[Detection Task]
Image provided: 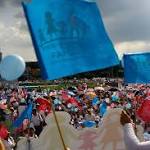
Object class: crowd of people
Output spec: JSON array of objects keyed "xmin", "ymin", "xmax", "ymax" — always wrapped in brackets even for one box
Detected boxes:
[{"xmin": 0, "ymin": 79, "xmax": 150, "ymax": 149}]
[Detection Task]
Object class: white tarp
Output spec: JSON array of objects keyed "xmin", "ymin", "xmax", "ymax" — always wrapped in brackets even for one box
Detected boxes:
[{"xmin": 16, "ymin": 108, "xmax": 127, "ymax": 150}]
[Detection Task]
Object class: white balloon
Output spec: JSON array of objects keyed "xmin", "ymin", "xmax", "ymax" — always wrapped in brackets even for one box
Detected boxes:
[{"xmin": 0, "ymin": 55, "xmax": 26, "ymax": 81}]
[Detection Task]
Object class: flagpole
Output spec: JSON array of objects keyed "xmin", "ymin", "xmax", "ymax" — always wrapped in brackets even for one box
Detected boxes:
[
  {"xmin": 22, "ymin": 4, "xmax": 69, "ymax": 148},
  {"xmin": 0, "ymin": 139, "xmax": 5, "ymax": 150},
  {"xmin": 48, "ymin": 97, "xmax": 68, "ymax": 150}
]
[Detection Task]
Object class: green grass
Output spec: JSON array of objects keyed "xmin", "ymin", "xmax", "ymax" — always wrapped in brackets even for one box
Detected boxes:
[{"xmin": 19, "ymin": 82, "xmax": 97, "ymax": 90}]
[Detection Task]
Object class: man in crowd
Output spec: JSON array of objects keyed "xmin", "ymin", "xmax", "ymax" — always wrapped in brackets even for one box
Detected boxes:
[{"xmin": 31, "ymin": 109, "xmax": 44, "ymax": 136}]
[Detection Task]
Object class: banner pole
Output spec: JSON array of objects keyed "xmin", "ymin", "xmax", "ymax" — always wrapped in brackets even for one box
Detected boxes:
[{"xmin": 48, "ymin": 97, "xmax": 68, "ymax": 150}]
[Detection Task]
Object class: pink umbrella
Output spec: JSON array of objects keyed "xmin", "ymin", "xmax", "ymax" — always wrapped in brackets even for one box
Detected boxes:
[
  {"xmin": 62, "ymin": 92, "xmax": 69, "ymax": 101},
  {"xmin": 67, "ymin": 97, "xmax": 81, "ymax": 109}
]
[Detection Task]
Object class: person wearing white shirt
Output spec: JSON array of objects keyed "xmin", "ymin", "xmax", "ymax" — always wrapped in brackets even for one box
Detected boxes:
[
  {"xmin": 31, "ymin": 109, "xmax": 43, "ymax": 136},
  {"xmin": 120, "ymin": 111, "xmax": 150, "ymax": 150}
]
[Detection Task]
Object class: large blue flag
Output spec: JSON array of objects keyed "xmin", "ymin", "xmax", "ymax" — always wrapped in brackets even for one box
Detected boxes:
[
  {"xmin": 13, "ymin": 103, "xmax": 33, "ymax": 128},
  {"xmin": 124, "ymin": 53, "xmax": 150, "ymax": 83},
  {"xmin": 23, "ymin": 0, "xmax": 119, "ymax": 80}
]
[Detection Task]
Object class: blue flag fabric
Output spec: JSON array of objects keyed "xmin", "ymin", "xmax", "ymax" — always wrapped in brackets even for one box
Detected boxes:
[
  {"xmin": 83, "ymin": 121, "xmax": 96, "ymax": 128},
  {"xmin": 124, "ymin": 53, "xmax": 150, "ymax": 83},
  {"xmin": 92, "ymin": 96, "xmax": 100, "ymax": 106},
  {"xmin": 13, "ymin": 103, "xmax": 33, "ymax": 128},
  {"xmin": 23, "ymin": 0, "xmax": 119, "ymax": 80},
  {"xmin": 99, "ymin": 101, "xmax": 107, "ymax": 117}
]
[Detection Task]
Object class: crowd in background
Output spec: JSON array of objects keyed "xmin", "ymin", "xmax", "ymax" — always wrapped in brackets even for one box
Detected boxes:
[{"xmin": 0, "ymin": 78, "xmax": 150, "ymax": 149}]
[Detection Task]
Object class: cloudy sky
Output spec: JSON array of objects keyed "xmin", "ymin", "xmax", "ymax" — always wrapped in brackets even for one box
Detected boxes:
[{"xmin": 0, "ymin": 0, "xmax": 150, "ymax": 61}]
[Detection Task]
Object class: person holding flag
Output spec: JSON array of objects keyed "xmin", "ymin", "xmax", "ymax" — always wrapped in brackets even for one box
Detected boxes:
[{"xmin": 13, "ymin": 102, "xmax": 33, "ymax": 128}]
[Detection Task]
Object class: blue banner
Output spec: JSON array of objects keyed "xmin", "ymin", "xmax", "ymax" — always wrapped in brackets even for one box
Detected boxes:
[
  {"xmin": 83, "ymin": 121, "xmax": 96, "ymax": 128},
  {"xmin": 23, "ymin": 0, "xmax": 119, "ymax": 80},
  {"xmin": 13, "ymin": 103, "xmax": 33, "ymax": 128},
  {"xmin": 99, "ymin": 101, "xmax": 107, "ymax": 117},
  {"xmin": 124, "ymin": 53, "xmax": 150, "ymax": 83}
]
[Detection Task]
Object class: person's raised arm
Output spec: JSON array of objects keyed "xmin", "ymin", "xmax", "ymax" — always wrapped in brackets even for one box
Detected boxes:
[{"xmin": 120, "ymin": 111, "xmax": 150, "ymax": 150}]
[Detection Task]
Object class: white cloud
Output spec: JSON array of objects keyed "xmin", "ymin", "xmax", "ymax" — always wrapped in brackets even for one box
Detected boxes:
[
  {"xmin": 0, "ymin": 0, "xmax": 150, "ymax": 62},
  {"xmin": 0, "ymin": 22, "xmax": 36, "ymax": 61},
  {"xmin": 115, "ymin": 41, "xmax": 150, "ymax": 58}
]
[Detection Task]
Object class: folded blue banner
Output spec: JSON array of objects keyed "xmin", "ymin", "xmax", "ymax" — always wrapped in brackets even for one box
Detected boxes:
[
  {"xmin": 124, "ymin": 53, "xmax": 150, "ymax": 83},
  {"xmin": 23, "ymin": 0, "xmax": 119, "ymax": 80}
]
